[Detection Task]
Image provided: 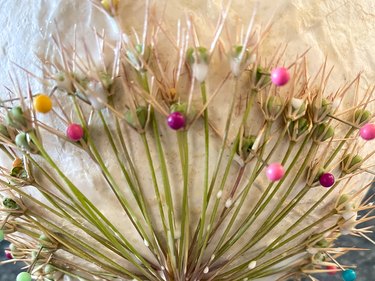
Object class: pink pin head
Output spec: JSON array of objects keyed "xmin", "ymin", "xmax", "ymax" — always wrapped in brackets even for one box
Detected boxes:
[
  {"xmin": 326, "ymin": 265, "xmax": 338, "ymax": 275},
  {"xmin": 271, "ymin": 67, "xmax": 290, "ymax": 86},
  {"xmin": 360, "ymin": 123, "xmax": 375, "ymax": 140},
  {"xmin": 167, "ymin": 112, "xmax": 186, "ymax": 130},
  {"xmin": 66, "ymin": 123, "xmax": 84, "ymax": 142},
  {"xmin": 266, "ymin": 163, "xmax": 285, "ymax": 181}
]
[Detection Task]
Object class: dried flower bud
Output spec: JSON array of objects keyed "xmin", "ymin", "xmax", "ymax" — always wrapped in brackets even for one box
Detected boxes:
[
  {"xmin": 15, "ymin": 132, "xmax": 38, "ymax": 154},
  {"xmin": 260, "ymin": 95, "xmax": 285, "ymax": 121},
  {"xmin": 310, "ymin": 98, "xmax": 334, "ymax": 124},
  {"xmin": 285, "ymin": 98, "xmax": 307, "ymax": 121},
  {"xmin": 312, "ymin": 123, "xmax": 334, "ymax": 142},
  {"xmin": 99, "ymin": 72, "xmax": 113, "ymax": 90},
  {"xmin": 170, "ymin": 103, "xmax": 187, "ymax": 115},
  {"xmin": 44, "ymin": 264, "xmax": 54, "ymax": 274},
  {"xmin": 135, "ymin": 44, "xmax": 151, "ymax": 63},
  {"xmin": 186, "ymin": 47, "xmax": 209, "ymax": 82},
  {"xmin": 10, "ymin": 166, "xmax": 28, "ymax": 182},
  {"xmin": 2, "ymin": 198, "xmax": 19, "ymax": 210},
  {"xmin": 5, "ymin": 106, "xmax": 27, "ymax": 130},
  {"xmin": 54, "ymin": 72, "xmax": 74, "ymax": 93},
  {"xmin": 0, "ymin": 124, "xmax": 10, "ymax": 138},
  {"xmin": 86, "ymin": 81, "xmax": 108, "ymax": 110},
  {"xmin": 306, "ymin": 166, "xmax": 325, "ymax": 186},
  {"xmin": 254, "ymin": 67, "xmax": 270, "ymax": 88},
  {"xmin": 230, "ymin": 45, "xmax": 254, "ymax": 77},
  {"xmin": 238, "ymin": 135, "xmax": 257, "ymax": 159},
  {"xmin": 125, "ymin": 106, "xmax": 149, "ymax": 130},
  {"xmin": 315, "ymin": 238, "xmax": 330, "ymax": 248},
  {"xmin": 288, "ymin": 117, "xmax": 311, "ymax": 142},
  {"xmin": 39, "ymin": 234, "xmax": 57, "ymax": 249},
  {"xmin": 353, "ymin": 109, "xmax": 372, "ymax": 126},
  {"xmin": 337, "ymin": 194, "xmax": 350, "ymax": 207},
  {"xmin": 341, "ymin": 154, "xmax": 363, "ymax": 173},
  {"xmin": 101, "ymin": 0, "xmax": 119, "ymax": 15},
  {"xmin": 313, "ymin": 252, "xmax": 327, "ymax": 262}
]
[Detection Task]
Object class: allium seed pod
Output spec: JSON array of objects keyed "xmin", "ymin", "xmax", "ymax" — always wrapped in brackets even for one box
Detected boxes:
[
  {"xmin": 238, "ymin": 135, "xmax": 257, "ymax": 159},
  {"xmin": 261, "ymin": 95, "xmax": 285, "ymax": 120},
  {"xmin": 54, "ymin": 72, "xmax": 75, "ymax": 93},
  {"xmin": 288, "ymin": 117, "xmax": 311, "ymax": 142},
  {"xmin": 3, "ymin": 198, "xmax": 19, "ymax": 210},
  {"xmin": 186, "ymin": 47, "xmax": 209, "ymax": 82},
  {"xmin": 230, "ymin": 45, "xmax": 253, "ymax": 76},
  {"xmin": 285, "ymin": 98, "xmax": 308, "ymax": 121},
  {"xmin": 341, "ymin": 154, "xmax": 363, "ymax": 173},
  {"xmin": 312, "ymin": 123, "xmax": 335, "ymax": 142},
  {"xmin": 15, "ymin": 132, "xmax": 38, "ymax": 154},
  {"xmin": 5, "ymin": 106, "xmax": 27, "ymax": 129},
  {"xmin": 353, "ymin": 108, "xmax": 372, "ymax": 126},
  {"xmin": 125, "ymin": 106, "xmax": 149, "ymax": 129},
  {"xmin": 310, "ymin": 97, "xmax": 335, "ymax": 124}
]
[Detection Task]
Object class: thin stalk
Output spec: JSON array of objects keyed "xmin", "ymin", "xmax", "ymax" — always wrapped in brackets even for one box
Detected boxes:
[
  {"xmin": 98, "ymin": 111, "xmax": 148, "ymax": 223},
  {"xmin": 72, "ymin": 97, "xmax": 161, "ymax": 265},
  {"xmin": 261, "ymin": 142, "xmax": 319, "ymax": 229},
  {"xmin": 221, "ymin": 139, "xmax": 317, "ymax": 261},
  {"xmin": 22, "ymin": 215, "xmax": 146, "ymax": 280},
  {"xmin": 193, "ymin": 81, "xmax": 210, "ymax": 263},
  {"xmin": 213, "ymin": 122, "xmax": 272, "ymax": 259},
  {"xmin": 324, "ymin": 128, "xmax": 355, "ymax": 168},
  {"xmin": 87, "ymin": 128, "xmax": 161, "ymax": 267},
  {"xmin": 140, "ymin": 132, "xmax": 169, "ymax": 253},
  {"xmin": 99, "ymin": 109, "xmax": 163, "ymax": 261},
  {"xmin": 208, "ymin": 124, "xmax": 291, "ymax": 245},
  {"xmin": 152, "ymin": 114, "xmax": 178, "ymax": 272},
  {"xmin": 188, "ymin": 78, "xmax": 240, "ymax": 267},
  {"xmin": 191, "ymin": 90, "xmax": 257, "ymax": 276},
  {"xmin": 177, "ymin": 130, "xmax": 189, "ymax": 278},
  {"xmin": 218, "ymin": 178, "xmax": 342, "ymax": 278},
  {"xmin": 28, "ymin": 132, "xmax": 157, "ymax": 276}
]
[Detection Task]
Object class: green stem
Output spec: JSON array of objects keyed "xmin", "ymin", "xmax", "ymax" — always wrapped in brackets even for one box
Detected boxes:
[
  {"xmin": 152, "ymin": 114, "xmax": 178, "ymax": 272},
  {"xmin": 177, "ymin": 130, "xmax": 189, "ymax": 278}
]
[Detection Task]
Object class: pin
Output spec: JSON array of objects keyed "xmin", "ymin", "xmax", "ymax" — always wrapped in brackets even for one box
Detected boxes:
[
  {"xmin": 5, "ymin": 250, "xmax": 12, "ymax": 259},
  {"xmin": 16, "ymin": 272, "xmax": 32, "ymax": 281},
  {"xmin": 167, "ymin": 112, "xmax": 186, "ymax": 130},
  {"xmin": 342, "ymin": 269, "xmax": 357, "ymax": 281},
  {"xmin": 266, "ymin": 163, "xmax": 285, "ymax": 181},
  {"xmin": 359, "ymin": 123, "xmax": 375, "ymax": 140},
  {"xmin": 326, "ymin": 252, "xmax": 345, "ymax": 271},
  {"xmin": 326, "ymin": 252, "xmax": 357, "ymax": 281},
  {"xmin": 33, "ymin": 94, "xmax": 52, "ymax": 114},
  {"xmin": 319, "ymin": 173, "xmax": 335, "ymax": 188},
  {"xmin": 326, "ymin": 265, "xmax": 338, "ymax": 275},
  {"xmin": 66, "ymin": 123, "xmax": 84, "ymax": 142},
  {"xmin": 270, "ymin": 67, "xmax": 290, "ymax": 86}
]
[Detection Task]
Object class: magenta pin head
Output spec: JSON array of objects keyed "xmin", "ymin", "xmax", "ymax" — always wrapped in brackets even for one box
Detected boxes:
[
  {"xmin": 360, "ymin": 123, "xmax": 375, "ymax": 140},
  {"xmin": 271, "ymin": 67, "xmax": 290, "ymax": 86},
  {"xmin": 266, "ymin": 163, "xmax": 285, "ymax": 181},
  {"xmin": 5, "ymin": 250, "xmax": 12, "ymax": 259},
  {"xmin": 319, "ymin": 172, "xmax": 335, "ymax": 188},
  {"xmin": 66, "ymin": 123, "xmax": 84, "ymax": 142},
  {"xmin": 167, "ymin": 112, "xmax": 186, "ymax": 130}
]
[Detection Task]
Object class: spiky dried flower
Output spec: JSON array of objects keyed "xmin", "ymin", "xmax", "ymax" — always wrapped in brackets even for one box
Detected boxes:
[{"xmin": 0, "ymin": 1, "xmax": 374, "ymax": 281}]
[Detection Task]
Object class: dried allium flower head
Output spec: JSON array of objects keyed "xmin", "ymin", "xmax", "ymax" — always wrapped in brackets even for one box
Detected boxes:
[{"xmin": 0, "ymin": 1, "xmax": 374, "ymax": 281}]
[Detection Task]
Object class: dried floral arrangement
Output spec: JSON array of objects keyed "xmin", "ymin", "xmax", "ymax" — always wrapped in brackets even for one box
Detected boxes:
[{"xmin": 0, "ymin": 1, "xmax": 374, "ymax": 281}]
